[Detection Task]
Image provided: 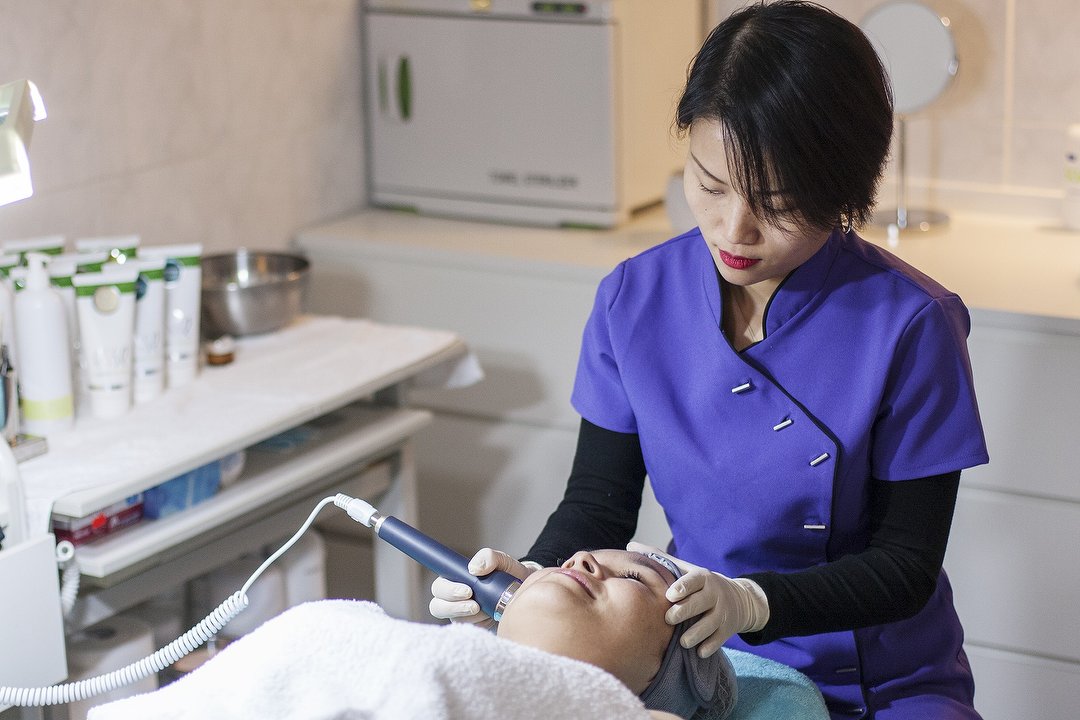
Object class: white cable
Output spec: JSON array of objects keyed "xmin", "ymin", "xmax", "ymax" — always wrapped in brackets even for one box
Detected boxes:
[
  {"xmin": 59, "ymin": 557, "xmax": 80, "ymax": 618},
  {"xmin": 0, "ymin": 495, "xmax": 341, "ymax": 707},
  {"xmin": 55, "ymin": 539, "xmax": 80, "ymax": 618}
]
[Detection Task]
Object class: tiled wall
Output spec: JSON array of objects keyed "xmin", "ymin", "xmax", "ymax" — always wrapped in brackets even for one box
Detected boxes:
[
  {"xmin": 0, "ymin": 0, "xmax": 365, "ymax": 254},
  {"xmin": 710, "ymin": 0, "xmax": 1080, "ymax": 220},
  {"xmin": 2, "ymin": 0, "xmax": 1075, "ymax": 249}
]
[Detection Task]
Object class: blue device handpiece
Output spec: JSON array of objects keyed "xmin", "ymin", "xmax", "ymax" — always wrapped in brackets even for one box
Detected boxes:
[{"xmin": 376, "ymin": 516, "xmax": 521, "ymax": 621}]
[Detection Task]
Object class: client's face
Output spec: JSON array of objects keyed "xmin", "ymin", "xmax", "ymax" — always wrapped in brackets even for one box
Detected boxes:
[{"xmin": 496, "ymin": 549, "xmax": 676, "ymax": 694}]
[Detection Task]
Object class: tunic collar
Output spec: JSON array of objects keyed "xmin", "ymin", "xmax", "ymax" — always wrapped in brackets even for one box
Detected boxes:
[{"xmin": 700, "ymin": 228, "xmax": 844, "ymax": 337}]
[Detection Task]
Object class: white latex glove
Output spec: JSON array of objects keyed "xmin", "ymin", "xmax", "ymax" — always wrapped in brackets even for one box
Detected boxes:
[
  {"xmin": 627, "ymin": 542, "xmax": 770, "ymax": 658},
  {"xmin": 428, "ymin": 547, "xmax": 539, "ymax": 630}
]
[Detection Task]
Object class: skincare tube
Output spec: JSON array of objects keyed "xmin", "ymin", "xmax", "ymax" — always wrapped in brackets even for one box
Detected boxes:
[
  {"xmin": 139, "ymin": 244, "xmax": 202, "ymax": 387},
  {"xmin": 13, "ymin": 253, "xmax": 74, "ymax": 436},
  {"xmin": 1, "ymin": 234, "xmax": 65, "ymax": 263},
  {"xmin": 0, "ymin": 339, "xmax": 19, "ymax": 442},
  {"xmin": 69, "ymin": 250, "xmax": 111, "ymax": 274},
  {"xmin": 75, "ymin": 234, "xmax": 140, "ymax": 265},
  {"xmin": 72, "ymin": 268, "xmax": 138, "ymax": 419},
  {"xmin": 119, "ymin": 258, "xmax": 166, "ymax": 404},
  {"xmin": 47, "ymin": 256, "xmax": 80, "ymax": 389},
  {"xmin": 0, "ymin": 252, "xmax": 19, "ymax": 279},
  {"xmin": 0, "ymin": 253, "xmax": 19, "ymax": 361}
]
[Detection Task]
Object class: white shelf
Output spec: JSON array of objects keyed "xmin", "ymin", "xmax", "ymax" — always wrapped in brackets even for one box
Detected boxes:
[
  {"xmin": 72, "ymin": 402, "xmax": 430, "ymax": 581},
  {"xmin": 19, "ymin": 315, "xmax": 465, "ymax": 521}
]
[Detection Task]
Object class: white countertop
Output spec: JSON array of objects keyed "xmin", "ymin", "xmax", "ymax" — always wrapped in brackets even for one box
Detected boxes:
[
  {"xmin": 9, "ymin": 315, "xmax": 470, "ymax": 531},
  {"xmin": 298, "ymin": 208, "xmax": 1080, "ymax": 323},
  {"xmin": 861, "ymin": 215, "xmax": 1080, "ymax": 322}
]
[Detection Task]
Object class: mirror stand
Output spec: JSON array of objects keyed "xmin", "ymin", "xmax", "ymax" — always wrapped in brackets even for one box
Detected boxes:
[
  {"xmin": 862, "ymin": 0, "xmax": 958, "ymax": 234},
  {"xmin": 874, "ymin": 114, "xmax": 949, "ymax": 232}
]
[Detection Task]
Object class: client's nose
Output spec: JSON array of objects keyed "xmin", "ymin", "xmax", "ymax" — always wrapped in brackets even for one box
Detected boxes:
[{"xmin": 563, "ymin": 551, "xmax": 602, "ymax": 577}]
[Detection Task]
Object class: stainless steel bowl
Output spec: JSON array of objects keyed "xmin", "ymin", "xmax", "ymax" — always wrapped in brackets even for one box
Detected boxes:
[{"xmin": 201, "ymin": 249, "xmax": 310, "ymax": 337}]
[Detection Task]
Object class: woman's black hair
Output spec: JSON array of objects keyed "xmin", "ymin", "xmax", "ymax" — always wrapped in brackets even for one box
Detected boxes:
[{"xmin": 676, "ymin": 0, "xmax": 894, "ymax": 230}]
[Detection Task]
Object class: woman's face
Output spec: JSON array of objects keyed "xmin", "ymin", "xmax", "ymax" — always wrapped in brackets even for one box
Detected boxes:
[
  {"xmin": 496, "ymin": 549, "xmax": 677, "ymax": 694},
  {"xmin": 683, "ymin": 118, "xmax": 831, "ymax": 292}
]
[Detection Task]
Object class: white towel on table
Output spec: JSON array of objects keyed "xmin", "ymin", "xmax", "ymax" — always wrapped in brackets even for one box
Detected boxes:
[{"xmin": 88, "ymin": 600, "xmax": 652, "ymax": 720}]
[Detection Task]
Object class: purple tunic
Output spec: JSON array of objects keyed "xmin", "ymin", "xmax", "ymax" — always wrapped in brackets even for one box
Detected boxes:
[{"xmin": 571, "ymin": 228, "xmax": 989, "ymax": 717}]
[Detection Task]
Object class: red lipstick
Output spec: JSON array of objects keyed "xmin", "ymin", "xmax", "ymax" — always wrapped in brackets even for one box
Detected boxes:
[{"xmin": 718, "ymin": 249, "xmax": 760, "ymax": 270}]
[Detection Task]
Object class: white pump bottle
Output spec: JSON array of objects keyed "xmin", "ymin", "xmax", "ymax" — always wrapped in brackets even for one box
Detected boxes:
[{"xmin": 14, "ymin": 252, "xmax": 74, "ymax": 437}]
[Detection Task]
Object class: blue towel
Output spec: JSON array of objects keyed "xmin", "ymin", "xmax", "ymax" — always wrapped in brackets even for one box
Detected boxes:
[{"xmin": 697, "ymin": 649, "xmax": 830, "ymax": 720}]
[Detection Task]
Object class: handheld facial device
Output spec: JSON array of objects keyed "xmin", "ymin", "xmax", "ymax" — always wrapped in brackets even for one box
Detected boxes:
[{"xmin": 334, "ymin": 494, "xmax": 520, "ymax": 621}]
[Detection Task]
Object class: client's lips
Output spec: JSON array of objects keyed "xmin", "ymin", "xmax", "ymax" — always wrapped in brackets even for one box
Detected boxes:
[
  {"xmin": 555, "ymin": 569, "xmax": 596, "ymax": 598},
  {"xmin": 717, "ymin": 249, "xmax": 760, "ymax": 270}
]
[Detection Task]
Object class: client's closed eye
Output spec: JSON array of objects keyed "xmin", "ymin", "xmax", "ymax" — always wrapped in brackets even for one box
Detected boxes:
[{"xmin": 622, "ymin": 570, "xmax": 644, "ymax": 582}]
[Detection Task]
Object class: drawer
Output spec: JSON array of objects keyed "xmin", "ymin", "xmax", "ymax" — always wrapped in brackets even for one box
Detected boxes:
[
  {"xmin": 944, "ymin": 487, "xmax": 1080, "ymax": 662},
  {"xmin": 965, "ymin": 321, "xmax": 1080, "ymax": 502},
  {"xmin": 966, "ymin": 643, "xmax": 1080, "ymax": 720}
]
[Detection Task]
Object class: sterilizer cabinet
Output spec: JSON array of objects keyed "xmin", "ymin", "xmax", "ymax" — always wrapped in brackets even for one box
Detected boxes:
[{"xmin": 363, "ymin": 0, "xmax": 700, "ymax": 227}]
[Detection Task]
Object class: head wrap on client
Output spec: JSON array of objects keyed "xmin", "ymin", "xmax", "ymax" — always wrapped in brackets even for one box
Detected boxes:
[{"xmin": 637, "ymin": 552, "xmax": 738, "ymax": 720}]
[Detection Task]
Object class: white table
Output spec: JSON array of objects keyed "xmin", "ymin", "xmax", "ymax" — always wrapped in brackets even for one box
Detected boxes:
[{"xmin": 15, "ymin": 315, "xmax": 471, "ymax": 635}]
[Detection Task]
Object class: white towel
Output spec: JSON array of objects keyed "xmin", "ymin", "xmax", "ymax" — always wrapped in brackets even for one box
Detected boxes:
[{"xmin": 88, "ymin": 600, "xmax": 652, "ymax": 720}]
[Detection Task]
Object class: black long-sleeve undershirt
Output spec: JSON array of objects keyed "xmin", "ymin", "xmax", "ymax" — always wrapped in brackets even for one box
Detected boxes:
[{"xmin": 523, "ymin": 418, "xmax": 961, "ymax": 645}]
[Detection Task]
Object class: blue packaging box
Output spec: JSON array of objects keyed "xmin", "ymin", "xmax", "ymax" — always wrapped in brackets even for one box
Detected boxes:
[{"xmin": 143, "ymin": 460, "xmax": 222, "ymax": 520}]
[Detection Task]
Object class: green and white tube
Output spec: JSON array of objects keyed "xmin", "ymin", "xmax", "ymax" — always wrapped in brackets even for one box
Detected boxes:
[
  {"xmin": 138, "ymin": 244, "xmax": 202, "ymax": 387},
  {"xmin": 0, "ymin": 252, "xmax": 20, "ymax": 359},
  {"xmin": 1, "ymin": 235, "xmax": 65, "ymax": 263},
  {"xmin": 124, "ymin": 258, "xmax": 166, "ymax": 404},
  {"xmin": 75, "ymin": 234, "xmax": 140, "ymax": 265},
  {"xmin": 72, "ymin": 269, "xmax": 138, "ymax": 419}
]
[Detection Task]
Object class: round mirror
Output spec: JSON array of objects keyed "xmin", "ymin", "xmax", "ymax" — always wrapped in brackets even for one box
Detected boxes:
[
  {"xmin": 861, "ymin": 1, "xmax": 958, "ymax": 232},
  {"xmin": 861, "ymin": 1, "xmax": 958, "ymax": 114}
]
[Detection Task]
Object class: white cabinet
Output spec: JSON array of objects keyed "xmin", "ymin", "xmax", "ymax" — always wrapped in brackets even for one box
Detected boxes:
[
  {"xmin": 943, "ymin": 310, "xmax": 1080, "ymax": 720},
  {"xmin": 295, "ymin": 209, "xmax": 1080, "ymax": 718},
  {"xmin": 295, "ymin": 210, "xmax": 674, "ymax": 557},
  {"xmin": 362, "ymin": 1, "xmax": 699, "ymax": 227}
]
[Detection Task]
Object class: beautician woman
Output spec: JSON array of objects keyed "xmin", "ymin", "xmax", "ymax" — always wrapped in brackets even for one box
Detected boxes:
[{"xmin": 431, "ymin": 2, "xmax": 989, "ymax": 718}]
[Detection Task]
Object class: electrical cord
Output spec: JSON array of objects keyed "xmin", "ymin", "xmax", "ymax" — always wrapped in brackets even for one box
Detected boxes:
[
  {"xmin": 0, "ymin": 494, "xmax": 341, "ymax": 707},
  {"xmin": 56, "ymin": 540, "xmax": 79, "ymax": 618}
]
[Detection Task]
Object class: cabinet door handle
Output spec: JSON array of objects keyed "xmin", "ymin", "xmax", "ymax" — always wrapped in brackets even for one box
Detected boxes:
[
  {"xmin": 376, "ymin": 55, "xmax": 411, "ymax": 123},
  {"xmin": 396, "ymin": 55, "xmax": 412, "ymax": 122}
]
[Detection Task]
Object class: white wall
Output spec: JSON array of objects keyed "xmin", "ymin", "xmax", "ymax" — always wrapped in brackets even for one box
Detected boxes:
[
  {"xmin": 3, "ymin": 1, "xmax": 1078, "ymax": 251},
  {"xmin": 711, "ymin": 0, "xmax": 1080, "ymax": 219},
  {"xmin": 0, "ymin": 0, "xmax": 366, "ymax": 254}
]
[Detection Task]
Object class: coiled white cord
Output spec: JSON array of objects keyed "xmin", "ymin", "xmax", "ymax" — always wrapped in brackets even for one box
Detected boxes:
[
  {"xmin": 0, "ymin": 495, "xmax": 340, "ymax": 707},
  {"xmin": 56, "ymin": 540, "xmax": 80, "ymax": 618}
]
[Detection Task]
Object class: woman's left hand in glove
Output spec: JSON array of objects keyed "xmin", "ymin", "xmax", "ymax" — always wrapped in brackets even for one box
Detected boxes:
[{"xmin": 627, "ymin": 542, "xmax": 770, "ymax": 658}]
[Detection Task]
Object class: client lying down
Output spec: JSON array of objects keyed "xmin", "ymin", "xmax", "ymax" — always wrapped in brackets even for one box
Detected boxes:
[{"xmin": 88, "ymin": 549, "xmax": 736, "ymax": 720}]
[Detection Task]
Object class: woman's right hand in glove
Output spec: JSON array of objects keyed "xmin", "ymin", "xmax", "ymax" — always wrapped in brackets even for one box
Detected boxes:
[{"xmin": 428, "ymin": 548, "xmax": 539, "ymax": 630}]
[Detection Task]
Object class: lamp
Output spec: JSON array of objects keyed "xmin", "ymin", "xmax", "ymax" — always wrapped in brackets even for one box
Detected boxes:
[{"xmin": 0, "ymin": 79, "xmax": 47, "ymax": 207}]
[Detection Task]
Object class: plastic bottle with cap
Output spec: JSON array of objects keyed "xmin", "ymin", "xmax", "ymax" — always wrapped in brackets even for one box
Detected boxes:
[
  {"xmin": 1064, "ymin": 123, "xmax": 1080, "ymax": 231},
  {"xmin": 13, "ymin": 252, "xmax": 74, "ymax": 436}
]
